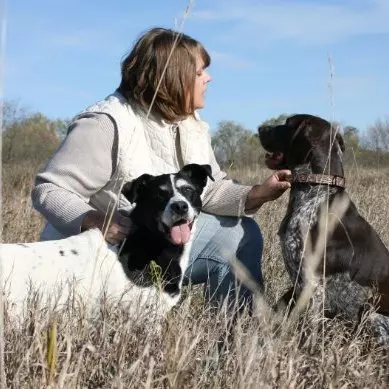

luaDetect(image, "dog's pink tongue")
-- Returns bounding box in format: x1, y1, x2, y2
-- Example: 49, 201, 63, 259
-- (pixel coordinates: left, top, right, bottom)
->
170, 222, 191, 245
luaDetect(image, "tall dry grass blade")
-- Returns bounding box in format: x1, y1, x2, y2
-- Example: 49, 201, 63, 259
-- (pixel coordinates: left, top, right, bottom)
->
229, 258, 273, 321
147, 0, 194, 120
57, 333, 72, 389
143, 357, 155, 389
149, 260, 164, 293
0, 0, 8, 387
323, 53, 340, 360
47, 317, 58, 385
69, 341, 96, 388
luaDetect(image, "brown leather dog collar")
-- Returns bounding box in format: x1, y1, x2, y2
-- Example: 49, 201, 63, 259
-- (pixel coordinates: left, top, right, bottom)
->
292, 173, 346, 189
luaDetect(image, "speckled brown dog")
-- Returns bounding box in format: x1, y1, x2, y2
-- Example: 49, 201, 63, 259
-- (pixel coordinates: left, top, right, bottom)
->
258, 114, 389, 341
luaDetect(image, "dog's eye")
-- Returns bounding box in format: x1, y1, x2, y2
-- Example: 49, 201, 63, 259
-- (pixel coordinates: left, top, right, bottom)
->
180, 186, 194, 196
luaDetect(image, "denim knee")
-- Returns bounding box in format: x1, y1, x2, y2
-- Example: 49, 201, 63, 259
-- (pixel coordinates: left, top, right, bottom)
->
215, 217, 264, 306
240, 217, 263, 249
185, 214, 264, 308
237, 217, 263, 275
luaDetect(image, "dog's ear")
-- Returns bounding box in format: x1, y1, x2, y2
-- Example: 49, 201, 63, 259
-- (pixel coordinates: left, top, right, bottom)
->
295, 118, 330, 145
285, 115, 309, 129
122, 174, 153, 203
336, 133, 346, 152
297, 119, 310, 136
179, 164, 215, 189
289, 115, 331, 143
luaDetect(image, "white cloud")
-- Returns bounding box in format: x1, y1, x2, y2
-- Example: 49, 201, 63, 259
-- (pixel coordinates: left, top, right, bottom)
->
192, 0, 389, 46
332, 75, 376, 103
209, 50, 256, 69
47, 28, 126, 57
49, 28, 110, 48
50, 34, 86, 47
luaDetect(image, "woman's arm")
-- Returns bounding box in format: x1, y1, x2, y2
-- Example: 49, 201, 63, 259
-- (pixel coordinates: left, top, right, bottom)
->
244, 171, 291, 212
31, 113, 131, 242
201, 134, 291, 216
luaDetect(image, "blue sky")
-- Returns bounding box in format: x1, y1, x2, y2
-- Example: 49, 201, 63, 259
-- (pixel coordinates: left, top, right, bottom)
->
3, 0, 389, 134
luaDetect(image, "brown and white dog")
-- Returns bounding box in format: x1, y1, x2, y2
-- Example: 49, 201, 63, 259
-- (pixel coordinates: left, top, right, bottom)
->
258, 114, 389, 341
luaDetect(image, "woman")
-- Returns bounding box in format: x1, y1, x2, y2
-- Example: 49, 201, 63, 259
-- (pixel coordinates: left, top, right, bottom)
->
31, 27, 291, 309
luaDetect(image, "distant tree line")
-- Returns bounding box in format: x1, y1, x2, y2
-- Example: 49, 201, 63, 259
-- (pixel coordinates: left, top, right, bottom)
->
2, 100, 68, 165
212, 113, 389, 169
2, 100, 389, 169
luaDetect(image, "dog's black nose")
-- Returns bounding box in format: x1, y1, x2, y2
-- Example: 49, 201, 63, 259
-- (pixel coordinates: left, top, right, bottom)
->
171, 201, 188, 215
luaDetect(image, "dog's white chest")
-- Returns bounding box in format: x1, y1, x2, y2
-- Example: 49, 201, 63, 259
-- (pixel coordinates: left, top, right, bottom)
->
279, 188, 327, 282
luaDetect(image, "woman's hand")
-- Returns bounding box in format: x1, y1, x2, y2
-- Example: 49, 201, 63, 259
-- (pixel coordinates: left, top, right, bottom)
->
81, 210, 132, 245
245, 169, 292, 212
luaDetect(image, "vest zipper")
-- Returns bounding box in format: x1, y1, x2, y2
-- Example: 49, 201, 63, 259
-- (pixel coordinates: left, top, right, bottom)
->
170, 125, 180, 168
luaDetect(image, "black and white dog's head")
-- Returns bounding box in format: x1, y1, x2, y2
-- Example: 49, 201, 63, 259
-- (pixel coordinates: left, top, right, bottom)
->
120, 164, 214, 293
258, 114, 345, 175
122, 163, 214, 245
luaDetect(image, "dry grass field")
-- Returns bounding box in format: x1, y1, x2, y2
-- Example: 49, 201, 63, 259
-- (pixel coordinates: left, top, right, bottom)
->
1, 160, 389, 388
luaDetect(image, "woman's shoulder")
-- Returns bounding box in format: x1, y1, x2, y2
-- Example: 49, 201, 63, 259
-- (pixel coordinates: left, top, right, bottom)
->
67, 91, 139, 139
69, 112, 116, 132
77, 91, 137, 119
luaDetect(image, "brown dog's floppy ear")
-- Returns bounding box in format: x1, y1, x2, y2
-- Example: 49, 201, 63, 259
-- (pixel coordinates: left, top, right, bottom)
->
290, 119, 311, 143
179, 164, 215, 189
336, 133, 346, 152
122, 174, 153, 203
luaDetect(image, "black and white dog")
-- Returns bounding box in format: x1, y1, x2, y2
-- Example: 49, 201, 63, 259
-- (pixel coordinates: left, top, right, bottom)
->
0, 164, 213, 321
258, 114, 389, 339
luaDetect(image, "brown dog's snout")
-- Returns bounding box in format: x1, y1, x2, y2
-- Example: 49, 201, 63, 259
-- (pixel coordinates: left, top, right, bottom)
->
258, 124, 291, 170
257, 126, 272, 149
258, 124, 291, 153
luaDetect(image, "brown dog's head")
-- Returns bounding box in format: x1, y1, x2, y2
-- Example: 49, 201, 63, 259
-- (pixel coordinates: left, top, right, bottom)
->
258, 114, 345, 174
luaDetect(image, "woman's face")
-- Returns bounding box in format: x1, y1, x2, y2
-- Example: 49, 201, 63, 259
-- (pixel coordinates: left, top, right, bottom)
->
192, 56, 212, 110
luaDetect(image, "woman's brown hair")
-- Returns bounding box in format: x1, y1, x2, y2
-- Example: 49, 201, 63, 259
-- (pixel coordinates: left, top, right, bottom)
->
118, 27, 210, 123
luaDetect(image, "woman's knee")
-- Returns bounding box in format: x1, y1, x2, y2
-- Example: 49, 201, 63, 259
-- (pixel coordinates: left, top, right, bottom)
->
239, 217, 263, 254
190, 214, 263, 272
213, 216, 263, 279
242, 216, 262, 236
235, 217, 263, 282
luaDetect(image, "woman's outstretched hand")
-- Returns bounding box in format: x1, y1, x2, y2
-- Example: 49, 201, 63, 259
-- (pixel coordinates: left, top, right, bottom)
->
81, 210, 132, 245
245, 170, 292, 212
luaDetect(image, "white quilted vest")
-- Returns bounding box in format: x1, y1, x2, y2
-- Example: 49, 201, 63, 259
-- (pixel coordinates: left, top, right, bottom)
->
76, 91, 212, 216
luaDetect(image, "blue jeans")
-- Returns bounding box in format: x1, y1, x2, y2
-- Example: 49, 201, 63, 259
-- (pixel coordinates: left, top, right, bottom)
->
184, 212, 263, 309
